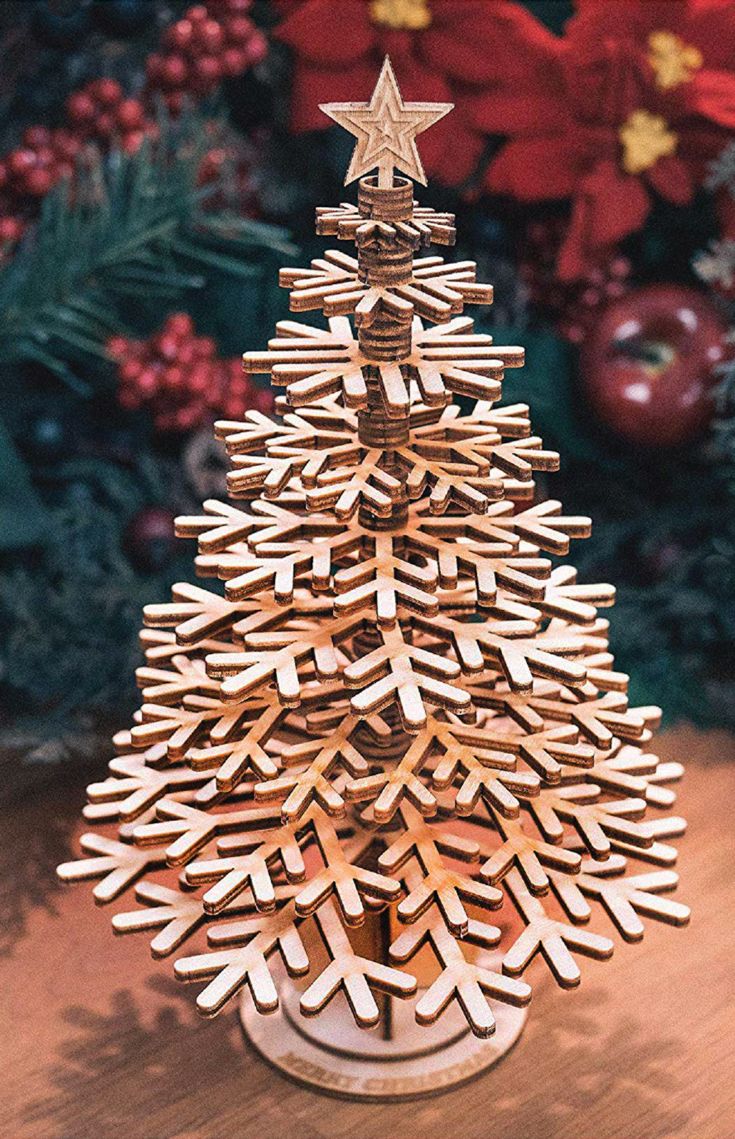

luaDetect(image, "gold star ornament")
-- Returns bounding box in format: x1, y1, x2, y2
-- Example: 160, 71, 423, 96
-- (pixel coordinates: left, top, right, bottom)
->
320, 56, 453, 188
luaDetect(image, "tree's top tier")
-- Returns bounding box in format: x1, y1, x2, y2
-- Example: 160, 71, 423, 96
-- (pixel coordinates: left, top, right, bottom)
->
243, 60, 517, 453
320, 56, 453, 189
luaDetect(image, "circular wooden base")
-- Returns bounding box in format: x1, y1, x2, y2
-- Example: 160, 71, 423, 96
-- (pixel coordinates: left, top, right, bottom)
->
240, 960, 527, 1102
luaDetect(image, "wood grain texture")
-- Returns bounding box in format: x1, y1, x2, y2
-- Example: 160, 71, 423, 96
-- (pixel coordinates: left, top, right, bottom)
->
4, 725, 733, 1139
319, 57, 452, 187
54, 61, 693, 1053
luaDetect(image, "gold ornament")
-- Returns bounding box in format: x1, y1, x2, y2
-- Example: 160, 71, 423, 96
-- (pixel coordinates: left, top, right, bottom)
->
619, 109, 678, 175
320, 56, 452, 187
648, 30, 702, 90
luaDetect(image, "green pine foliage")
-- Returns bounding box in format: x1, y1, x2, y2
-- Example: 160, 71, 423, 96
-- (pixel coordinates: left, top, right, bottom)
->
0, 110, 296, 757
0, 449, 194, 756
0, 108, 293, 392
500, 335, 735, 729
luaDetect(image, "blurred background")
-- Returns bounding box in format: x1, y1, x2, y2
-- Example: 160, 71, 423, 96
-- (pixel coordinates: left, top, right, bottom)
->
1, 0, 734, 784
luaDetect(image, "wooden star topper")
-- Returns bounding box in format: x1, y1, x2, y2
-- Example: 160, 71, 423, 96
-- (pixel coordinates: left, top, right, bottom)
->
320, 56, 453, 189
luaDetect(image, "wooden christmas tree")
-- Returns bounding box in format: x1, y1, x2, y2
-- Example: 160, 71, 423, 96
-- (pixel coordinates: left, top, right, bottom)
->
59, 59, 689, 1089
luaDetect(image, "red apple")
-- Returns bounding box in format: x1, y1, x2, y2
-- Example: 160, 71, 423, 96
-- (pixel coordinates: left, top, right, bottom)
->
579, 284, 728, 448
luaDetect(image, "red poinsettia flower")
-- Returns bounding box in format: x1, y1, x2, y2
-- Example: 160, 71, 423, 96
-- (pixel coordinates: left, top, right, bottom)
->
471, 0, 732, 279
275, 0, 547, 187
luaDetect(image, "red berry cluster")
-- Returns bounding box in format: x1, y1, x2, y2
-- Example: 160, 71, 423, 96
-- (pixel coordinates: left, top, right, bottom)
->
0, 0, 267, 254
519, 217, 632, 344
146, 1, 267, 114
196, 124, 260, 217
0, 125, 84, 244
66, 78, 153, 156
108, 312, 272, 433
0, 79, 153, 251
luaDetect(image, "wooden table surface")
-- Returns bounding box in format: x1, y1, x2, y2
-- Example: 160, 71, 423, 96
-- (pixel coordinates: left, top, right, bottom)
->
3, 725, 734, 1139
